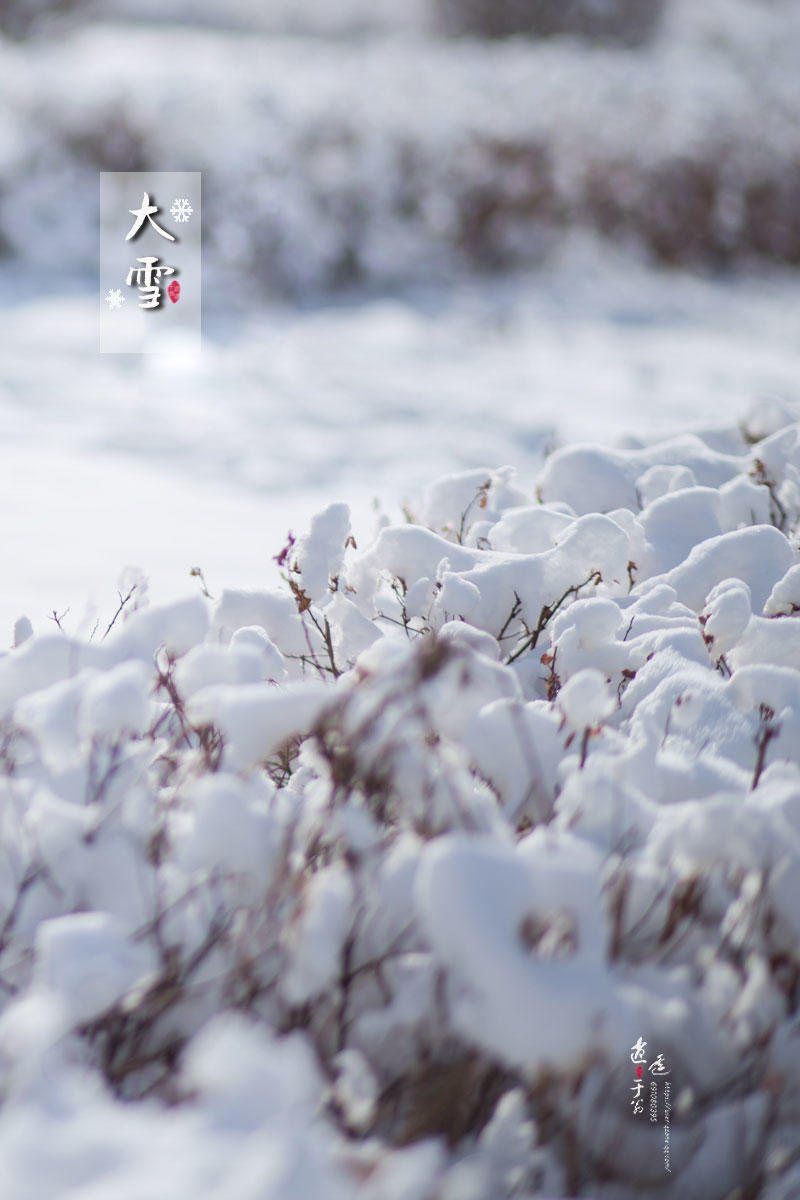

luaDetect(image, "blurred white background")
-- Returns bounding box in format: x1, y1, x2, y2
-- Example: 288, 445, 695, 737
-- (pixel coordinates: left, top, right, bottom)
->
0, 0, 798, 633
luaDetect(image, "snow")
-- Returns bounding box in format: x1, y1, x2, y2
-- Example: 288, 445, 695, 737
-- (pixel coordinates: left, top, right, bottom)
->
79, 661, 151, 740
186, 680, 329, 769
636, 524, 795, 613
33, 911, 155, 1025
3, 1, 800, 291
3, 0, 800, 632
2, 0, 800, 1194
292, 502, 352, 602
556, 667, 615, 730
0, 396, 798, 1193
764, 564, 800, 617
171, 774, 281, 899
416, 831, 627, 1070
173, 642, 274, 699
1, 253, 800, 635
332, 1048, 378, 1133
282, 862, 355, 1006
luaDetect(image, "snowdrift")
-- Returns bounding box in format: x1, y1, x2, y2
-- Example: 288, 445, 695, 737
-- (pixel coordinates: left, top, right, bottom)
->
0, 399, 800, 1196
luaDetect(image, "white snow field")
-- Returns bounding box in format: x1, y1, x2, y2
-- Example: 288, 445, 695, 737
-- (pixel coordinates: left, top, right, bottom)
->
2, 247, 800, 637
1, 397, 800, 1197
2, 0, 800, 635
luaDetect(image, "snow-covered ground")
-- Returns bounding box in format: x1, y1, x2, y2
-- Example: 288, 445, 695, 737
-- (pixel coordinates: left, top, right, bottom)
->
2, 247, 800, 639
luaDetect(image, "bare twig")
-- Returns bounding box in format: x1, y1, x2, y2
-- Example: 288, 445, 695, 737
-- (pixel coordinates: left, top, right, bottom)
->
103, 585, 138, 639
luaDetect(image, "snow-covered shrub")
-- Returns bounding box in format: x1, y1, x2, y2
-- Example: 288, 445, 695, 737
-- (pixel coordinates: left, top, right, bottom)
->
0, 0, 425, 40
433, 0, 666, 46
0, 0, 81, 39
3, 0, 800, 292
2, 400, 800, 1195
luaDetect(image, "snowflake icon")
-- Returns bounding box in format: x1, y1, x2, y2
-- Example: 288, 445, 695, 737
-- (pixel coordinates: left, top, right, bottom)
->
170, 197, 193, 223
105, 288, 125, 311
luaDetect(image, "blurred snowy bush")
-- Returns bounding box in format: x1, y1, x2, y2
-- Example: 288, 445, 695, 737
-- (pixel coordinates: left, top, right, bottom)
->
433, 0, 666, 45
0, 0, 424, 39
1, 398, 800, 1195
0, 0, 799, 294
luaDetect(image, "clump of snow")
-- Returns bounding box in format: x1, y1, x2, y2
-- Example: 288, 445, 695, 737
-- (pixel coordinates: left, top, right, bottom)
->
79, 660, 151, 741
282, 862, 355, 1006
415, 831, 628, 1071
764, 564, 800, 617
33, 912, 155, 1025
331, 1048, 378, 1132
0, 402, 799, 1196
291, 502, 352, 603
187, 680, 329, 770
556, 667, 615, 730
